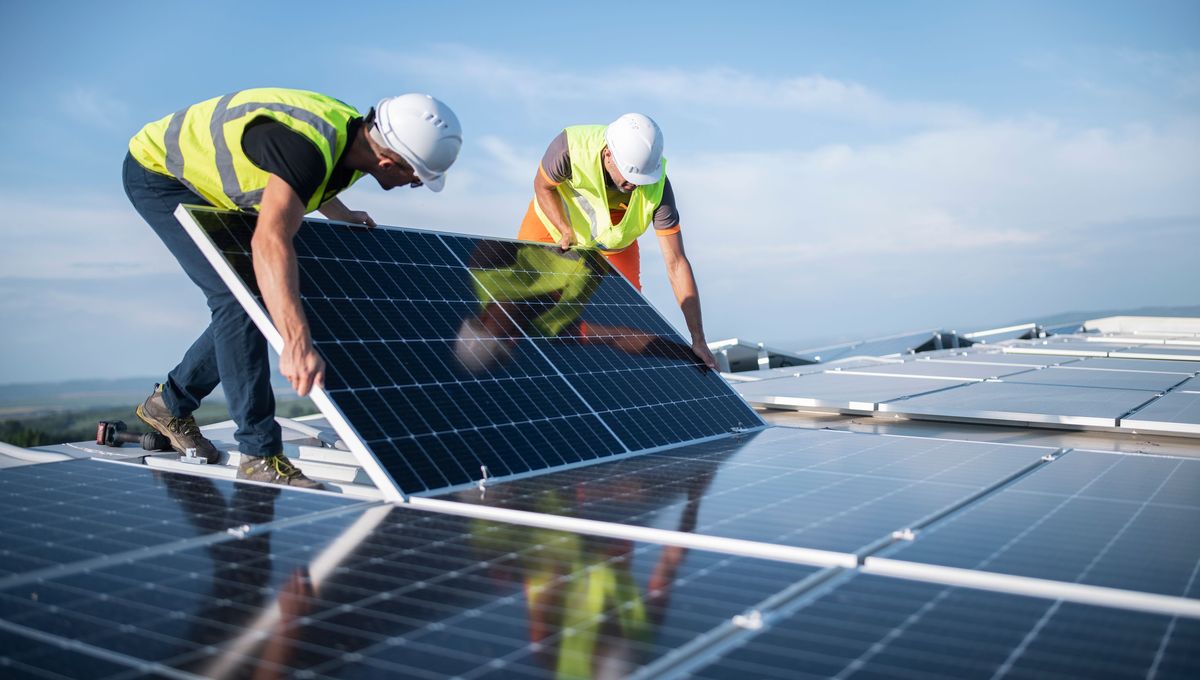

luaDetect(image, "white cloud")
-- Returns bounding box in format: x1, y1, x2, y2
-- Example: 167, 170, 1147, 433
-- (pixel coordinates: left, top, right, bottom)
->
0, 194, 180, 279
362, 45, 974, 128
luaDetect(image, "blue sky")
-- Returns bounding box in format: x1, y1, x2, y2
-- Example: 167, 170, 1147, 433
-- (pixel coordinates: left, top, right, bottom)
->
1, 1, 1197, 383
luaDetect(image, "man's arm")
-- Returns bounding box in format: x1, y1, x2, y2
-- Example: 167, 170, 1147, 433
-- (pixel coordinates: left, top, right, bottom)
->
253, 175, 326, 396
658, 231, 718, 370
318, 197, 376, 227
533, 167, 574, 250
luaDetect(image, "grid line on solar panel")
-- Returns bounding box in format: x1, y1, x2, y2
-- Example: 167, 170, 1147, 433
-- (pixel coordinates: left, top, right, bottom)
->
688, 574, 1200, 680
0, 620, 175, 680
885, 451, 1200, 597
0, 459, 359, 582
442, 428, 1054, 554
1, 503, 815, 679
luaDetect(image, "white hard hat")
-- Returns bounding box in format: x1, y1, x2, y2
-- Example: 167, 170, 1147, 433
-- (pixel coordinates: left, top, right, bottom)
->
604, 113, 664, 186
454, 318, 515, 375
373, 94, 462, 192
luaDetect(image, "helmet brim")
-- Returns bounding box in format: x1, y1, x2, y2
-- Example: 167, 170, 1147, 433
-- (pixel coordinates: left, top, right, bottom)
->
420, 173, 445, 192
622, 165, 663, 186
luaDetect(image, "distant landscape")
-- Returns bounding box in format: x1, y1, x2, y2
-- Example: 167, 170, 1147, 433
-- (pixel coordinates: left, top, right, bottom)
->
0, 376, 317, 448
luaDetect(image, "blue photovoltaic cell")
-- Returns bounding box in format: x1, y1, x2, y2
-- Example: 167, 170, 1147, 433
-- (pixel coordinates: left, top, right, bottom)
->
184, 209, 760, 494
439, 234, 763, 449
0, 503, 812, 679
886, 451, 1200, 597
441, 427, 1054, 554
0, 459, 356, 580
691, 574, 1200, 679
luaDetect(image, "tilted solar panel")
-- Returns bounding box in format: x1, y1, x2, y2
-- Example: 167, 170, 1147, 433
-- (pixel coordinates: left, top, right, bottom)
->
176, 207, 761, 497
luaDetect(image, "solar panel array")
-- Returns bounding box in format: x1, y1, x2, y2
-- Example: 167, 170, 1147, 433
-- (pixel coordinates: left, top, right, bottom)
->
179, 207, 761, 495
4, 208, 1196, 677
736, 344, 1200, 437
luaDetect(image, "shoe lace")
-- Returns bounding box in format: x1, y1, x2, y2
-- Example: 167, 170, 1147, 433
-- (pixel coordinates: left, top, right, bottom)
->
165, 416, 202, 438
268, 455, 302, 479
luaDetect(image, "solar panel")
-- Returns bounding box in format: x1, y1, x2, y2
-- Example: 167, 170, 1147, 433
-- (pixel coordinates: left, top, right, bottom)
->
0, 459, 358, 581
0, 501, 815, 679
735, 372, 973, 411
439, 427, 1056, 554
1002, 366, 1189, 392
688, 574, 1200, 679
925, 353, 1067, 367
1004, 341, 1129, 357
1180, 376, 1200, 392
1121, 393, 1200, 435
1111, 346, 1200, 361
1070, 356, 1200, 373
176, 207, 761, 497
842, 360, 1036, 380
883, 451, 1200, 595
880, 380, 1161, 428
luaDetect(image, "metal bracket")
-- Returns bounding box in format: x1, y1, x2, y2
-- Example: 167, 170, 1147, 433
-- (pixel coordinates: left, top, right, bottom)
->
179, 447, 208, 465
891, 528, 918, 541
477, 465, 491, 496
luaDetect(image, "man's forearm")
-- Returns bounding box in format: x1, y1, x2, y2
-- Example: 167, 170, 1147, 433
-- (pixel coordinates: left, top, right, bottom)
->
318, 197, 351, 222
252, 213, 309, 346
534, 180, 573, 243
669, 259, 706, 343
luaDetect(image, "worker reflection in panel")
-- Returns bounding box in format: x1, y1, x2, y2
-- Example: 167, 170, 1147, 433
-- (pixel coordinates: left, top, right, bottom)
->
157, 473, 313, 679
467, 464, 716, 679
453, 241, 702, 374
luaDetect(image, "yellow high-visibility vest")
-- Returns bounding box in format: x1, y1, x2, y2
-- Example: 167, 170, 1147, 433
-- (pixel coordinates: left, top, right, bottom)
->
129, 88, 363, 212
471, 246, 600, 338
533, 125, 666, 252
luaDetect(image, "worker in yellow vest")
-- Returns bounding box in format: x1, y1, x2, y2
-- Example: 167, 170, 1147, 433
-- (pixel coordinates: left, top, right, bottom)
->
518, 114, 717, 370
124, 88, 461, 486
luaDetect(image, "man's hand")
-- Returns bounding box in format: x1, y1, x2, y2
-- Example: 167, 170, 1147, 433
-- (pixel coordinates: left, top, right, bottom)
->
280, 339, 326, 397
318, 198, 375, 228
344, 210, 376, 228
691, 340, 718, 372
557, 229, 573, 251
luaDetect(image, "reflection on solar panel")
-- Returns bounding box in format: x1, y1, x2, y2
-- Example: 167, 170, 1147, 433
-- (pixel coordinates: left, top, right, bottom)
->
440, 427, 1055, 554
0, 459, 359, 581
689, 575, 1200, 679
0, 491, 813, 679
884, 451, 1200, 595
176, 207, 761, 497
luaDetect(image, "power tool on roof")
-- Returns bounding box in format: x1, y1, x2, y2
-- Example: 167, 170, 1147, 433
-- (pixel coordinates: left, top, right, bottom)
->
95, 420, 172, 452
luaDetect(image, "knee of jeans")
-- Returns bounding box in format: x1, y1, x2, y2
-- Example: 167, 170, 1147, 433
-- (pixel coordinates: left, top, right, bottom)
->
206, 290, 243, 314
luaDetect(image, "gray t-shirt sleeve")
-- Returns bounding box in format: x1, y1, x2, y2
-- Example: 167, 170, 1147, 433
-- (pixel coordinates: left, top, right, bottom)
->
653, 177, 680, 231
539, 131, 572, 183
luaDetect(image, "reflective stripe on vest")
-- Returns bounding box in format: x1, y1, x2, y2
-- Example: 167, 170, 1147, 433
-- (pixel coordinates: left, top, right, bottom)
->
532, 125, 666, 252
129, 88, 360, 212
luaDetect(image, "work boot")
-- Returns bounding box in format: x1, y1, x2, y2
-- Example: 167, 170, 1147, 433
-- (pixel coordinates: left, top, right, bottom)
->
238, 454, 324, 489
136, 384, 222, 464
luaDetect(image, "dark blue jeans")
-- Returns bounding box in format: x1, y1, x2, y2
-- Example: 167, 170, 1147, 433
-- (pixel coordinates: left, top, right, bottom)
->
122, 153, 280, 456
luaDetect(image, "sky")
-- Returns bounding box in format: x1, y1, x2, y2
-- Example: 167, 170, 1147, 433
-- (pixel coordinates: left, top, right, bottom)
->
0, 0, 1197, 384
